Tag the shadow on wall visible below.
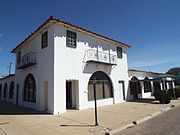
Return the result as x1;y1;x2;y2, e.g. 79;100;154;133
82;63;113;75
54;27;122;75
0;102;49;115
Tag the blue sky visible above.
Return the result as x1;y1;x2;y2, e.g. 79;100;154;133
0;0;180;76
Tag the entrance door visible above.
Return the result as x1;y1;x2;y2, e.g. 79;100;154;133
16;84;19;105
119;81;125;100
66;81;72;109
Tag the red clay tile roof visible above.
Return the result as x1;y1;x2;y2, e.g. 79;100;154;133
0;74;15;81
128;69;174;76
11;16;131;53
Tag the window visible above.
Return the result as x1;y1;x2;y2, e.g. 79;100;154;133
117;47;123;59
41;31;48;49
3;83;7;99
17;51;21;64
144;77;152;92
153;81;161;91
66;30;77;48
130;76;141;95
88;71;113;101
24;74;36;102
9;81;14;99
0;84;2;100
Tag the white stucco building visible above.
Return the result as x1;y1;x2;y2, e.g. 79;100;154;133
128;69;175;100
0;16;131;114
0;74;15;103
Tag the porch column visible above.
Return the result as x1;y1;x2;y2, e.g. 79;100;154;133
151;81;154;94
172;81;175;89
139;81;144;98
160;81;163;90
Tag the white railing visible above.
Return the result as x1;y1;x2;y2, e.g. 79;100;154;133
85;49;117;65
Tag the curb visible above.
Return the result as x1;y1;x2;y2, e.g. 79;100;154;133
105;123;134;135
132;115;152;125
105;103;180;135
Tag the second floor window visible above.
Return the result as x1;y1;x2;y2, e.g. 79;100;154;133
66;30;77;48
41;31;48;49
117;46;123;59
17;51;21;64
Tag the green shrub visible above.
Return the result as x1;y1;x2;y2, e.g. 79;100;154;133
168;88;180;99
154;90;171;104
175;88;180;97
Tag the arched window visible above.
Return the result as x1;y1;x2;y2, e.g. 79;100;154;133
88;71;113;101
24;74;36;102
9;81;14;99
129;76;141;99
3;83;8;99
153;81;161;91
144;77;152;92
130;76;141;94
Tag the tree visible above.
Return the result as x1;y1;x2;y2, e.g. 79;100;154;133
166;67;180;75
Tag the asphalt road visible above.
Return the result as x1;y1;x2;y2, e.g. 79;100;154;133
116;106;180;135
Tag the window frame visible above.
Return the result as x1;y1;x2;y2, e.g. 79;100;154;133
144;77;152;93
17;51;21;64
23;74;36;103
88;71;113;101
66;30;77;48
117;46;123;59
41;31;48;49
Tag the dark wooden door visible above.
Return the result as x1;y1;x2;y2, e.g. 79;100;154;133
66;82;72;109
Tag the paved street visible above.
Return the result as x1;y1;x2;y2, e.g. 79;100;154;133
117;106;180;135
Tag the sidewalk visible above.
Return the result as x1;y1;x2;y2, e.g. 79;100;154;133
0;98;180;135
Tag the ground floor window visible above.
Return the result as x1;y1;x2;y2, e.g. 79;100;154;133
130;76;141;95
9;81;14;99
144;77;152;92
153;81;161;91
3;83;7;99
24;74;36;102
88;71;113;101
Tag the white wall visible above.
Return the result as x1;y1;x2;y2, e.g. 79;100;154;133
14;25;55;113
0;75;15;103
53;24;129;114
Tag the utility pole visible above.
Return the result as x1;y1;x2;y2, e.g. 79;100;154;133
7;63;13;75
93;78;99;126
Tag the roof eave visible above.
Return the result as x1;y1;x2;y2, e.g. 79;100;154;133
11;16;131;53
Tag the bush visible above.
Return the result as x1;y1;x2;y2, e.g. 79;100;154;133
175;88;180;98
169;88;180;98
154;90;171;104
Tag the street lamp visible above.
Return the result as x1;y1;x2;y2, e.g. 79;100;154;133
93;78;99;126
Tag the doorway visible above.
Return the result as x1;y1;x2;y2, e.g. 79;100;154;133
66;81;72;109
119;81;125;100
130;76;141;99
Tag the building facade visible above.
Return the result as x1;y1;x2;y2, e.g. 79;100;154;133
128;69;175;100
0;75;15;103
0;17;131;114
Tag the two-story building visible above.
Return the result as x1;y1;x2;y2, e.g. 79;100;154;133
9;16;131;114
